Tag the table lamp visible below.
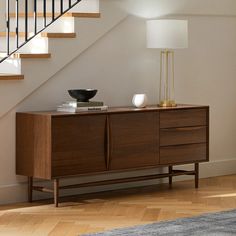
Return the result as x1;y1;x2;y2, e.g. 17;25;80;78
147;19;188;107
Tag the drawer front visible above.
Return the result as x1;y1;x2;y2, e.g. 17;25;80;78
160;126;207;146
160;108;207;128
160;143;207;165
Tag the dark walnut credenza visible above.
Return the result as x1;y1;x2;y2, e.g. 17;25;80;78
16;105;209;207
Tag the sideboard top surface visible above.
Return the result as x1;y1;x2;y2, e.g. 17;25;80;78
17;104;209;117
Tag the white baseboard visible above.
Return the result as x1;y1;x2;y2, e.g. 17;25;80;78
1;159;236;205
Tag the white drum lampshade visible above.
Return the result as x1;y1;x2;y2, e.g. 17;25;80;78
146;19;188;107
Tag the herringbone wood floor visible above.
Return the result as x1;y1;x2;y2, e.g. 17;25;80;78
0;175;236;236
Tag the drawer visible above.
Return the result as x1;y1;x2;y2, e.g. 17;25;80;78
160;143;207;165
160;108;207;128
160;126;207;146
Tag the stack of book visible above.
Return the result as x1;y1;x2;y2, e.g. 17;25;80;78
57;101;108;113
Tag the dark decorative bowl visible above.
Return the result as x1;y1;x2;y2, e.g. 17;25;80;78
68;89;98;102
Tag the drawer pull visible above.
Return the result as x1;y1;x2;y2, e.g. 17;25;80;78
164;126;205;132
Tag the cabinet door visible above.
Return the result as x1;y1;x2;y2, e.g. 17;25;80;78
51;115;107;177
109;112;159;170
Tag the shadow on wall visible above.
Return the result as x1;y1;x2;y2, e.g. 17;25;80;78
118;0;236;18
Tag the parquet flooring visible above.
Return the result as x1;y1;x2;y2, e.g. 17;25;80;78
0;175;236;236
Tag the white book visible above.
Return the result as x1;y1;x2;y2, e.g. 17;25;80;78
64;101;104;108
57;105;108;113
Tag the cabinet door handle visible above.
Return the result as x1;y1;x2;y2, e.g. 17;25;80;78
106;116;110;170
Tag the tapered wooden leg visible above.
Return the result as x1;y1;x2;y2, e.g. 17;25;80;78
54;179;59;207
28;177;33;203
195;163;199;189
168;166;173;188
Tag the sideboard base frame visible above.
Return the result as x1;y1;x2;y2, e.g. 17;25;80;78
29;163;199;207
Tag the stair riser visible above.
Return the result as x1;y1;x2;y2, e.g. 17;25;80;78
36;0;99;13
0;36;48;54
0;0;98;32
9;17;74;33
0;59;21;74
6;0;99;13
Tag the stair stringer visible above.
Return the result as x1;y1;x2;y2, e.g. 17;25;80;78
0;0;127;117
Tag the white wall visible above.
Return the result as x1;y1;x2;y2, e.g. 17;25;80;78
1;0;236;204
0;2;5;31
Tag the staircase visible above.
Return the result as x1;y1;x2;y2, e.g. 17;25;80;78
0;0;127;117
0;0;99;76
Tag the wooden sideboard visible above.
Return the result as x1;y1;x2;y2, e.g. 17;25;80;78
16;105;209;207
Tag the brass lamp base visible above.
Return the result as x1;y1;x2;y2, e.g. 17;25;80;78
159;100;177;107
159;50;176;108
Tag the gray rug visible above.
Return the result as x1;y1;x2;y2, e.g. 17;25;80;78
83;209;236;236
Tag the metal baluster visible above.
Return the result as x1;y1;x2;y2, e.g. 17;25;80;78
16;0;19;48
34;0;37;35
69;0;72;8
25;0;28;41
52;0;55;21
61;0;63;14
6;0;10;55
44;0;46;27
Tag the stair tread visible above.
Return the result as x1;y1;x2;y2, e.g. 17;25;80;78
9;12;101;18
0;32;76;38
0;52;51;58
0;74;24;80
41;32;76;38
13;53;51;59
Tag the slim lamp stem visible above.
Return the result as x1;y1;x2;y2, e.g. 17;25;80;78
165;50;169;102
159;50;176;107
172;51;175;104
159;51;163;105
